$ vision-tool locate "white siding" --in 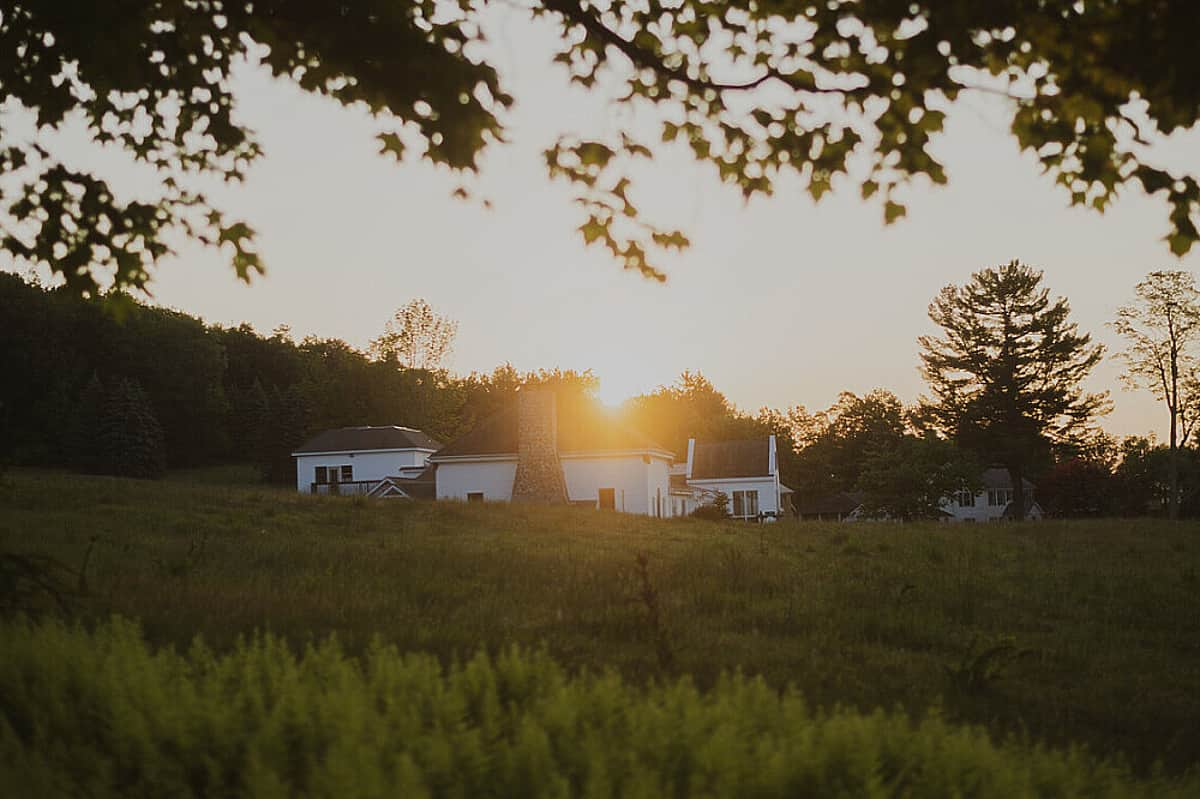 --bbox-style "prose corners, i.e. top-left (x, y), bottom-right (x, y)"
top-left (432, 453), bottom-right (672, 517)
top-left (687, 476), bottom-right (781, 518)
top-left (435, 460), bottom-right (518, 501)
top-left (295, 449), bottom-right (433, 493)
top-left (940, 491), bottom-right (1043, 522)
top-left (561, 454), bottom-right (671, 516)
